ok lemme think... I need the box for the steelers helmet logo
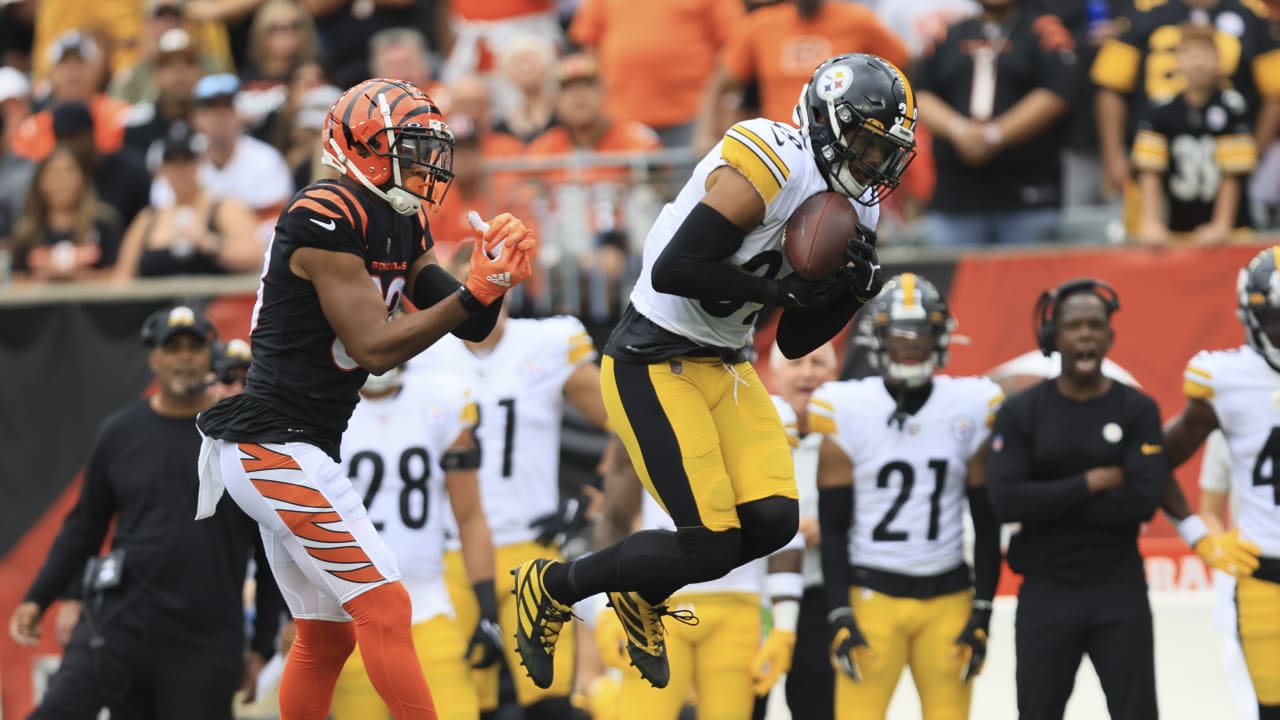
[816,65,853,102]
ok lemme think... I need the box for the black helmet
[1238,246,1280,371]
[865,273,954,387]
[795,53,918,205]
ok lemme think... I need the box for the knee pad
[674,526,742,582]
[737,496,799,561]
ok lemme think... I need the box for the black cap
[51,101,94,139]
[161,122,203,162]
[212,338,252,382]
[141,305,217,347]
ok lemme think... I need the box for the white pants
[200,437,401,621]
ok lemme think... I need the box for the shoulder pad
[720,118,807,205]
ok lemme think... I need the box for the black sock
[525,696,573,720]
[1260,704,1280,720]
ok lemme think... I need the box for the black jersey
[197,180,432,460]
[1090,0,1280,138]
[913,9,1079,212]
[1132,88,1256,231]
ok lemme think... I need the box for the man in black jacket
[987,278,1163,720]
[8,305,284,719]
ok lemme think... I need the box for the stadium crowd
[3,0,1280,719]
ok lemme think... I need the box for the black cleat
[511,559,574,689]
[606,590,698,689]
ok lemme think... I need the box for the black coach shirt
[986,380,1165,585]
[25,400,281,656]
[913,8,1078,213]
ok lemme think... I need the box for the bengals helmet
[1238,246,1280,371]
[865,273,954,387]
[795,54,917,205]
[321,78,455,216]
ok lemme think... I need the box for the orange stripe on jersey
[251,478,331,509]
[275,508,355,543]
[239,443,302,472]
[302,186,357,229]
[328,565,386,584]
[292,199,346,222]
[315,183,369,235]
[307,545,376,564]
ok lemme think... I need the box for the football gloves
[953,602,992,683]
[465,213,537,306]
[750,627,796,695]
[773,272,852,310]
[466,618,504,668]
[845,227,885,302]
[828,607,873,681]
[529,491,592,548]
[1194,528,1261,578]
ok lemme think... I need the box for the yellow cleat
[606,590,697,689]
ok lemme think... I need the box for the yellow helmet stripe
[888,60,915,130]
[901,272,916,308]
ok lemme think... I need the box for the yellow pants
[331,613,478,720]
[616,592,762,720]
[835,588,974,720]
[1237,573,1280,705]
[445,541,576,708]
[600,355,796,532]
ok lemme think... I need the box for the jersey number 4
[348,447,431,531]
[1254,427,1280,506]
[874,460,948,542]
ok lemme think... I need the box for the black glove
[827,607,872,681]
[844,225,885,301]
[771,272,852,310]
[529,490,592,547]
[466,579,504,668]
[953,601,992,683]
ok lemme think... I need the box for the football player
[330,367,500,720]
[407,256,608,720]
[1163,246,1280,720]
[511,52,911,692]
[193,78,538,719]
[811,273,1003,720]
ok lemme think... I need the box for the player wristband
[771,599,800,633]
[455,285,485,314]
[1176,514,1209,548]
[766,571,804,602]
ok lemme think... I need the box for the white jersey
[408,316,597,549]
[810,376,1002,576]
[341,375,476,623]
[1184,346,1280,556]
[627,118,879,350]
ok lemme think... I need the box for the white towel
[195,434,226,520]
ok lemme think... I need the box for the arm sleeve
[818,485,854,613]
[250,532,286,659]
[968,486,1001,603]
[1075,394,1165,527]
[408,263,503,342]
[985,401,1092,524]
[775,291,863,360]
[650,202,779,305]
[24,429,118,610]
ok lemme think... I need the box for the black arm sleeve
[1076,395,1165,527]
[25,432,117,610]
[985,403,1091,524]
[409,263,503,342]
[651,202,779,304]
[250,532,286,659]
[967,486,1001,603]
[776,292,864,359]
[818,485,854,613]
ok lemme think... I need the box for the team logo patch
[1102,422,1123,443]
[952,416,975,444]
[816,65,853,102]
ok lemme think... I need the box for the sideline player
[1163,247,1280,719]
[512,52,913,692]
[812,273,1003,720]
[193,78,538,719]
[330,366,500,720]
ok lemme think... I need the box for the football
[783,192,860,280]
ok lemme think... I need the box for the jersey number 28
[348,446,431,531]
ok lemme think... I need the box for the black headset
[1033,277,1120,356]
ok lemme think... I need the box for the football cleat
[606,590,698,689]
[511,559,574,689]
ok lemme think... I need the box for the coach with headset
[986,278,1164,720]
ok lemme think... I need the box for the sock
[524,696,573,720]
[1260,704,1280,720]
[342,582,438,720]
[278,619,357,720]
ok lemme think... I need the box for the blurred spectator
[873,0,978,59]
[915,0,1077,246]
[568,0,743,148]
[0,0,35,71]
[1132,22,1256,246]
[430,113,494,258]
[0,66,34,241]
[9,147,121,282]
[115,123,262,279]
[368,27,442,97]
[445,74,525,158]
[441,0,560,82]
[695,0,909,152]
[30,0,139,82]
[152,73,294,243]
[1091,0,1280,225]
[285,82,342,188]
[54,101,152,228]
[238,0,319,137]
[494,32,559,143]
[109,0,234,104]
[11,31,131,162]
[211,336,253,399]
[121,28,203,155]
[254,60,327,153]
[306,0,418,89]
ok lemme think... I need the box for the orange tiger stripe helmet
[321,78,455,216]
